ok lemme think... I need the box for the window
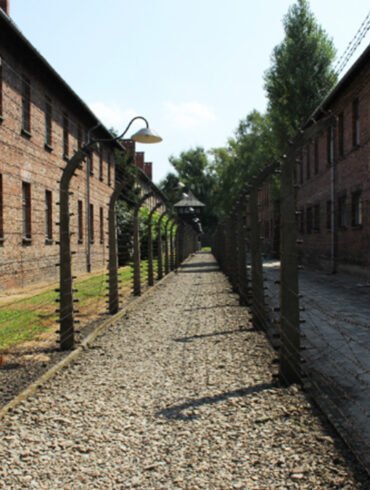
[326,201,332,230]
[306,145,311,180]
[351,191,362,227]
[99,148,103,181]
[45,96,52,148]
[313,204,320,232]
[89,203,94,243]
[0,57,3,119]
[89,152,94,176]
[338,195,347,228]
[298,208,304,234]
[327,126,334,165]
[22,182,31,243]
[306,206,313,234]
[99,207,104,244]
[107,152,112,186]
[338,112,344,157]
[63,113,69,157]
[78,200,83,243]
[77,125,83,150]
[352,98,360,147]
[0,174,3,242]
[45,190,53,243]
[314,137,319,174]
[21,76,31,134]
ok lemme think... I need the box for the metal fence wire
[212,134,370,473]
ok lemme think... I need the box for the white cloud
[165,101,216,129]
[89,101,137,131]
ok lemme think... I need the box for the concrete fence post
[59,147,91,351]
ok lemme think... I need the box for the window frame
[45,96,53,150]
[22,181,32,244]
[78,200,83,244]
[21,75,31,135]
[45,190,53,244]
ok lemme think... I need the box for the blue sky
[11,0,370,183]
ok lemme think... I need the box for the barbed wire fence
[211,116,370,473]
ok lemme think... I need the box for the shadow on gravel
[184,304,241,312]
[156,382,279,421]
[180,261,218,269]
[173,326,258,343]
[178,268,220,273]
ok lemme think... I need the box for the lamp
[117,116,162,144]
[89,116,162,145]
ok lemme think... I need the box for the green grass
[201,246,212,252]
[0,260,161,350]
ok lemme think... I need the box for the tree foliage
[160,0,338,221]
[210,110,277,215]
[264,0,336,151]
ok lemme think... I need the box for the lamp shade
[131,127,163,144]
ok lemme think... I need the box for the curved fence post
[59,147,91,351]
[157,211,167,280]
[133,192,153,296]
[107,179,135,314]
[170,221,176,270]
[164,217,171,275]
[147,202,162,286]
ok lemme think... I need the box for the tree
[210,110,277,215]
[264,0,336,152]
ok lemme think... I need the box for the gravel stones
[0,253,368,488]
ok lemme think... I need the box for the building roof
[174,191,205,208]
[304,43,370,127]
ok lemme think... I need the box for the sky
[10,0,370,183]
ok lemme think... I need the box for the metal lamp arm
[86,116,150,145]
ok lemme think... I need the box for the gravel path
[0,252,369,489]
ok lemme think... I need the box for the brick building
[297,45,370,275]
[0,5,162,291]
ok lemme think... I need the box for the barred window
[100,207,104,244]
[63,113,69,157]
[45,190,53,242]
[352,98,360,147]
[22,181,32,242]
[338,112,344,157]
[89,203,94,244]
[306,206,312,234]
[314,138,319,174]
[99,147,103,181]
[45,96,52,148]
[338,195,347,228]
[351,191,362,227]
[22,76,31,134]
[306,145,311,180]
[326,201,332,230]
[78,200,83,243]
[313,204,320,232]
[107,152,112,186]
[327,126,334,165]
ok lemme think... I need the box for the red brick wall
[297,56,370,271]
[0,48,116,291]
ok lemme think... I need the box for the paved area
[0,253,368,489]
[263,261,370,472]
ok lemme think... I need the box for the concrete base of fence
[0,262,189,421]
